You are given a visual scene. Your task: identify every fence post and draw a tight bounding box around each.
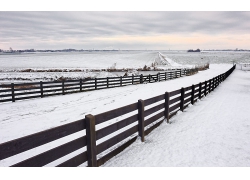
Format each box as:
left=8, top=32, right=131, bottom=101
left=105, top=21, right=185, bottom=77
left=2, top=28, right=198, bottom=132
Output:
left=62, top=80, right=65, bottom=95
left=132, top=75, right=134, bottom=84
left=199, top=82, right=202, bottom=99
left=204, top=81, right=207, bottom=96
left=95, top=78, right=97, bottom=90
left=107, top=77, right=109, bottom=88
left=180, top=87, right=185, bottom=111
left=40, top=81, right=43, bottom=98
left=215, top=77, right=217, bottom=88
left=210, top=78, right=213, bottom=91
left=120, top=76, right=122, bottom=86
left=214, top=77, right=216, bottom=88
left=85, top=114, right=97, bottom=167
left=214, top=77, right=217, bottom=88
left=212, top=78, right=215, bottom=91
left=157, top=73, right=160, bottom=82
left=11, top=83, right=15, bottom=102
left=165, top=72, right=167, bottom=81
left=180, top=69, right=182, bottom=77
left=165, top=92, right=170, bottom=123
left=138, top=99, right=145, bottom=142
left=149, top=74, right=151, bottom=83
left=80, top=79, right=82, bottom=92
left=209, top=79, right=211, bottom=93
left=191, top=84, right=195, bottom=105
left=140, top=74, right=143, bottom=84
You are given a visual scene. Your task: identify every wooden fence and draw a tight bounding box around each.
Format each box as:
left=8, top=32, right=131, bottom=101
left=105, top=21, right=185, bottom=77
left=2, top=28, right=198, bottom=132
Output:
left=0, top=65, right=235, bottom=167
left=0, top=69, right=186, bottom=103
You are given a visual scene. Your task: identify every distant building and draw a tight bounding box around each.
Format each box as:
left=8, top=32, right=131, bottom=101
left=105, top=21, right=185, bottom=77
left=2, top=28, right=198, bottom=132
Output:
left=187, top=49, right=201, bottom=52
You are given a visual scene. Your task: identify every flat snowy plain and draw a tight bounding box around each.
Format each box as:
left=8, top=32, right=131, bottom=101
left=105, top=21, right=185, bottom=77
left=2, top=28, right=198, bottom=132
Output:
left=0, top=50, right=249, bottom=82
left=0, top=51, right=250, bottom=168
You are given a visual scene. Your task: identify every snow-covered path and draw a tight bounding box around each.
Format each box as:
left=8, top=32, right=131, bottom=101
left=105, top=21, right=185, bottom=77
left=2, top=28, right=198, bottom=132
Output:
left=102, top=69, right=250, bottom=166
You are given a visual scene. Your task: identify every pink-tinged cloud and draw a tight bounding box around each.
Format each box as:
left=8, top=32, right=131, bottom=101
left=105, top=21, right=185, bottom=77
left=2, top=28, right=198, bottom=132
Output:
left=1, top=11, right=250, bottom=50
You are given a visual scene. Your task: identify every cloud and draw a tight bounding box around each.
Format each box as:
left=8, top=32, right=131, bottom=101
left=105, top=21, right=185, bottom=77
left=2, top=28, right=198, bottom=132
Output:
left=0, top=11, right=250, bottom=50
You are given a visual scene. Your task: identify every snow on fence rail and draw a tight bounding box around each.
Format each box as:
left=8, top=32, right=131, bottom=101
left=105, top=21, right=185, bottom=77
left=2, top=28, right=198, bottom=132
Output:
left=0, top=65, right=235, bottom=167
left=0, top=69, right=186, bottom=103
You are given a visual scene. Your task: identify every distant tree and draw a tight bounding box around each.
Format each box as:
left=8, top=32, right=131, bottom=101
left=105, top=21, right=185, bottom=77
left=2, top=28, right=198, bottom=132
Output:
left=0, top=49, right=2, bottom=52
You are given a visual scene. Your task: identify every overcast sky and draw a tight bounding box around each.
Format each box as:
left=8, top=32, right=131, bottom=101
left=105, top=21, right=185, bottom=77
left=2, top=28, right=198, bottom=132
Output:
left=1, top=11, right=250, bottom=50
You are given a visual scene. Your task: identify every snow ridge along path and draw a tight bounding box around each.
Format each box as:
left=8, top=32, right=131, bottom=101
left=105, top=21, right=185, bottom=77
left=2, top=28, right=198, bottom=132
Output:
left=103, top=68, right=250, bottom=167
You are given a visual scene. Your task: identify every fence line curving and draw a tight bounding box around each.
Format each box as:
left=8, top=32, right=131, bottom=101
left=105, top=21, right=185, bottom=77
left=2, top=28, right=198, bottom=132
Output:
left=0, top=65, right=235, bottom=167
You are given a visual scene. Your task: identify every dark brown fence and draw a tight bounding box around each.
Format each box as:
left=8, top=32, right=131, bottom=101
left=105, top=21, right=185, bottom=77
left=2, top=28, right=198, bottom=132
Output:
left=0, top=69, right=186, bottom=103
left=0, top=65, right=235, bottom=167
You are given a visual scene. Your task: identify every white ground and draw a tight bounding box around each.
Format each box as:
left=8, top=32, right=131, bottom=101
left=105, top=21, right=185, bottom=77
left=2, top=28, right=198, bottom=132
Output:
left=0, top=51, right=187, bottom=83
left=0, top=64, right=232, bottom=144
left=2, top=63, right=249, bottom=167
left=1, top=50, right=249, bottom=83
left=0, top=51, right=165, bottom=71
left=0, top=51, right=250, bottom=167
left=103, top=68, right=250, bottom=167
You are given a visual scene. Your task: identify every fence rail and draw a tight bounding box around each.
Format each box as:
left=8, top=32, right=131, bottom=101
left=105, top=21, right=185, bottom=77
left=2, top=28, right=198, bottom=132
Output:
left=0, top=65, right=235, bottom=167
left=0, top=69, right=186, bottom=104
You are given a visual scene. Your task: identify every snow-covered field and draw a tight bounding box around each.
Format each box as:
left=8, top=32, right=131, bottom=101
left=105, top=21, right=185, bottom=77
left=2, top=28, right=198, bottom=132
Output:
left=1, top=50, right=249, bottom=83
left=1, top=50, right=249, bottom=71
left=0, top=51, right=183, bottom=83
left=0, top=51, right=249, bottom=167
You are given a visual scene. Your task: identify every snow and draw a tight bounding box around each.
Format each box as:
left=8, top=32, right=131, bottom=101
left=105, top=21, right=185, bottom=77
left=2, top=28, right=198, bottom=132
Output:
left=1, top=50, right=249, bottom=83
left=0, top=50, right=250, bottom=167
left=0, top=51, right=162, bottom=71
left=0, top=63, right=241, bottom=167
left=0, top=51, right=184, bottom=83
left=0, top=64, right=232, bottom=143
left=102, top=69, right=250, bottom=167
left=155, top=52, right=182, bottom=67
left=236, top=63, right=250, bottom=71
